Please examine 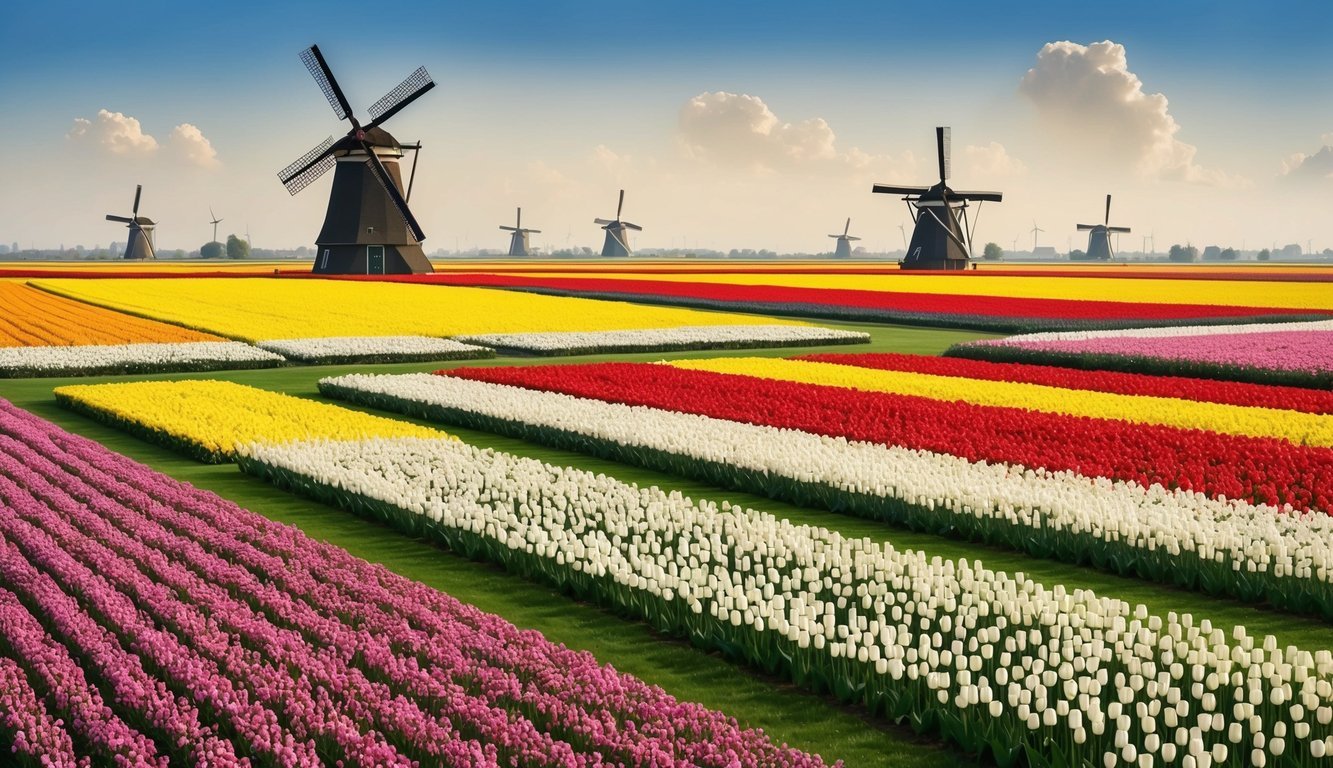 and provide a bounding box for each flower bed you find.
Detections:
[256,335,494,364]
[0,341,283,379]
[321,372,1333,619]
[668,357,1333,447]
[241,432,1333,768]
[53,380,442,462]
[797,352,1333,415]
[949,321,1333,389]
[397,273,1327,333]
[0,398,831,767]
[444,362,1333,512]
[455,325,869,355]
[0,283,224,346]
